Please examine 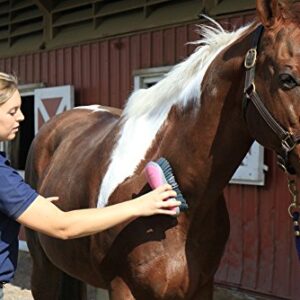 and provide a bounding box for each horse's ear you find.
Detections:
[256,0,289,27]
